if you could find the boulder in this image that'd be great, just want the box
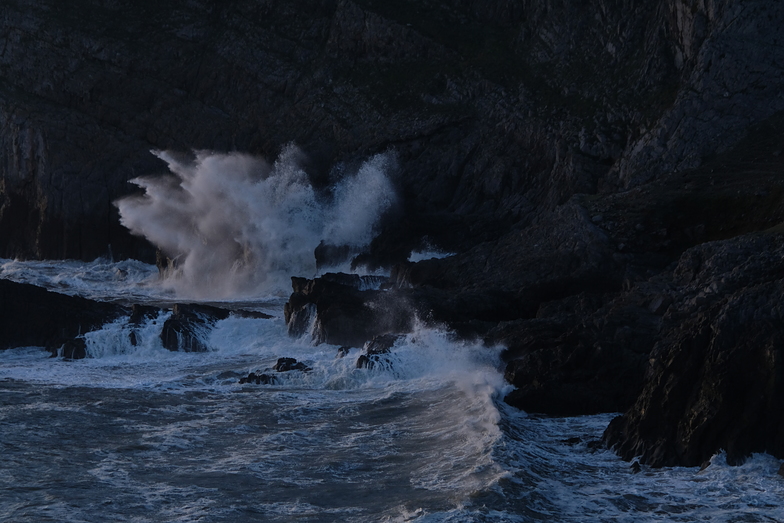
[239,372,277,385]
[159,303,231,352]
[356,334,401,369]
[60,338,87,360]
[273,357,311,372]
[284,273,411,348]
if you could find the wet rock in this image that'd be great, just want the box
[401,202,619,323]
[336,346,351,358]
[160,303,231,352]
[273,357,311,373]
[239,372,277,385]
[488,284,658,416]
[356,334,401,369]
[0,279,127,353]
[129,304,160,325]
[604,233,784,467]
[284,274,411,348]
[231,309,274,320]
[128,304,162,346]
[60,338,87,360]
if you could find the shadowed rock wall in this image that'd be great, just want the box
[2,0,782,261]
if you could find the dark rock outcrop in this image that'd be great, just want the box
[273,357,311,373]
[239,357,311,385]
[239,372,277,385]
[492,289,659,416]
[284,273,411,347]
[3,0,784,471]
[315,241,354,270]
[159,303,231,352]
[603,232,784,467]
[60,338,87,360]
[356,333,401,369]
[0,279,127,353]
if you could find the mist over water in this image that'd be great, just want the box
[115,146,396,299]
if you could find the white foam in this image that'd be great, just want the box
[0,257,163,302]
[408,249,455,263]
[115,147,397,299]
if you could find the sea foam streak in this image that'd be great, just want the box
[115,146,396,299]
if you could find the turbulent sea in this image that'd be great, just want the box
[1,258,784,523]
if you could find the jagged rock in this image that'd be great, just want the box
[273,357,311,372]
[231,309,274,320]
[239,357,310,385]
[315,241,354,269]
[160,303,231,352]
[603,232,784,467]
[402,202,619,318]
[60,338,87,360]
[239,372,277,385]
[336,346,351,358]
[129,304,161,325]
[128,304,162,346]
[284,274,411,347]
[0,279,127,353]
[493,289,658,415]
[356,334,401,369]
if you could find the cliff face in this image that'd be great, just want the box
[2,0,782,261]
[3,0,784,467]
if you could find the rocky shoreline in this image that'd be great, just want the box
[2,0,784,469]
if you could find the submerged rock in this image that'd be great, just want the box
[239,357,311,385]
[273,357,311,373]
[356,334,401,370]
[239,372,277,385]
[60,338,87,360]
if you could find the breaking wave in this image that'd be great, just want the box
[115,146,396,299]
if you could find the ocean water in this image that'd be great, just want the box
[2,258,784,523]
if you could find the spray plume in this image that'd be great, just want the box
[115,145,396,299]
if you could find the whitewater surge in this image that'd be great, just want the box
[2,259,784,522]
[3,147,784,521]
[114,146,396,299]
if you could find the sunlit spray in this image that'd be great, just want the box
[115,146,397,299]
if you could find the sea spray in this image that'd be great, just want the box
[115,146,397,299]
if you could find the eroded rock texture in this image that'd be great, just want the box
[2,0,782,262]
[0,279,127,352]
[4,0,784,468]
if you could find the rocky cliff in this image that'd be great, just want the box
[3,0,782,260]
[3,0,784,467]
